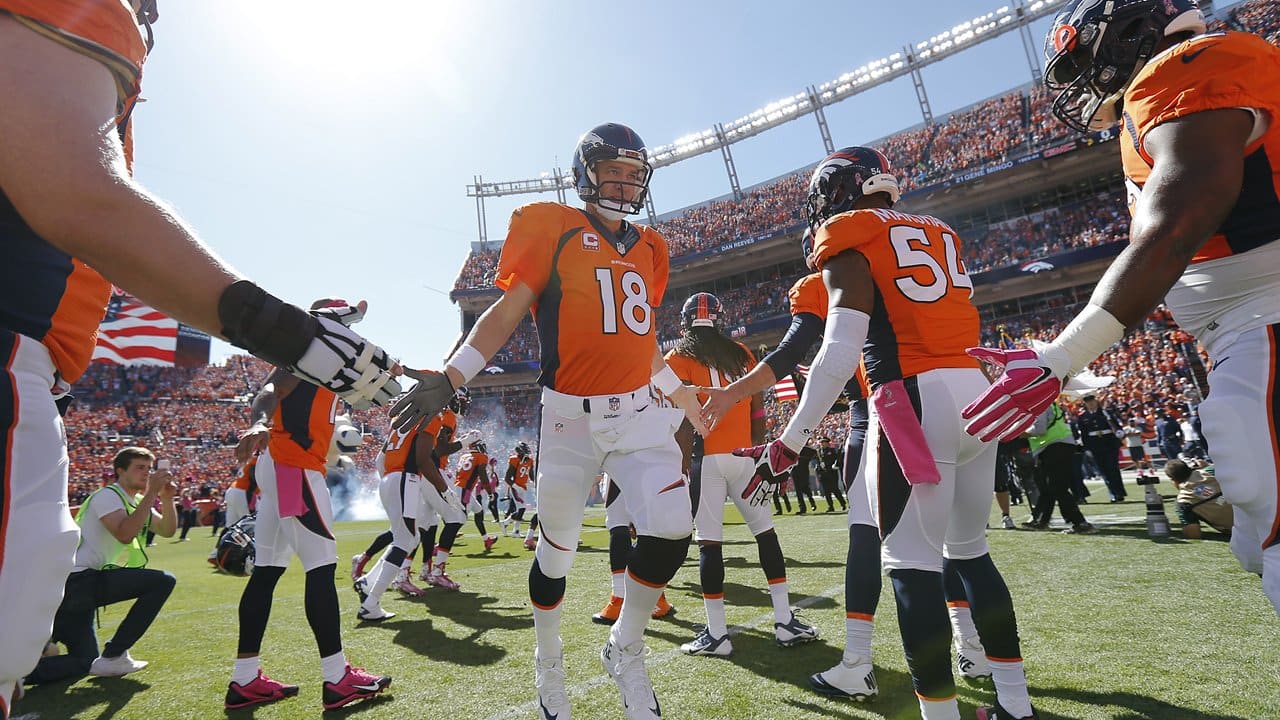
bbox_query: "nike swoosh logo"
[1028,367,1054,387]
[539,698,559,720]
[1181,45,1215,63]
[353,682,383,692]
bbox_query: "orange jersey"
[495,202,669,396]
[788,273,829,319]
[812,208,979,389]
[231,458,259,495]
[508,455,534,489]
[268,383,339,473]
[1121,31,1280,264]
[666,345,756,454]
[380,417,435,476]
[786,272,870,399]
[0,1,150,382]
[454,451,490,489]
[425,409,458,471]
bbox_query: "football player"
[391,123,707,720]
[454,435,499,553]
[965,0,1280,625]
[0,6,411,711]
[591,473,676,626]
[351,389,468,588]
[735,148,1032,720]
[666,293,818,656]
[703,234,989,698]
[226,300,392,711]
[503,441,536,540]
[353,405,461,619]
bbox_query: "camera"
[1136,474,1159,486]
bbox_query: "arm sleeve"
[763,313,824,379]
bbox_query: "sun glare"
[243,1,473,98]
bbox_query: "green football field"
[16,477,1280,720]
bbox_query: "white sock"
[611,572,662,649]
[610,570,625,599]
[232,656,260,686]
[320,652,348,684]
[844,613,874,663]
[363,558,398,609]
[400,557,412,570]
[703,594,727,638]
[433,546,450,569]
[768,579,791,625]
[947,601,978,642]
[917,695,961,720]
[532,603,564,659]
[990,657,1033,717]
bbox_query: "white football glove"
[310,298,367,327]
[289,313,401,410]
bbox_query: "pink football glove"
[733,440,800,507]
[962,346,1069,442]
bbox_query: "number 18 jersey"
[811,208,979,389]
[495,202,669,396]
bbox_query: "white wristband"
[445,344,486,386]
[1046,304,1126,376]
[652,365,682,395]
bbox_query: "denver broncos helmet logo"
[1053,24,1078,53]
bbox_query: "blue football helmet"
[805,147,899,233]
[681,292,723,329]
[572,123,652,217]
[1044,0,1205,132]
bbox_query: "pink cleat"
[322,665,391,710]
[483,534,498,551]
[426,562,460,591]
[391,568,427,596]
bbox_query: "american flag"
[772,363,809,402]
[91,289,179,366]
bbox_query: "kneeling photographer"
[28,448,178,684]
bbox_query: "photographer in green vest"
[26,447,177,685]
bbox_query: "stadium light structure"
[466,0,1068,242]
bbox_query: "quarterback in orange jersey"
[965,0,1280,626]
[0,5,411,713]
[735,148,1033,720]
[666,293,819,658]
[226,301,392,711]
[396,123,706,720]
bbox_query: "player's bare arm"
[653,347,710,436]
[235,369,298,463]
[749,392,766,446]
[1090,109,1254,327]
[701,362,776,428]
[413,427,448,493]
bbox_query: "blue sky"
[132,1,1068,369]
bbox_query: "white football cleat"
[775,611,820,647]
[534,652,571,720]
[357,604,395,623]
[601,638,662,719]
[89,651,148,677]
[955,635,992,681]
[809,656,877,701]
[680,627,732,657]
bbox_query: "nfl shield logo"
[608,397,621,412]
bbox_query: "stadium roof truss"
[465,0,1066,241]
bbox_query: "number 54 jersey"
[811,208,980,389]
[495,202,669,396]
